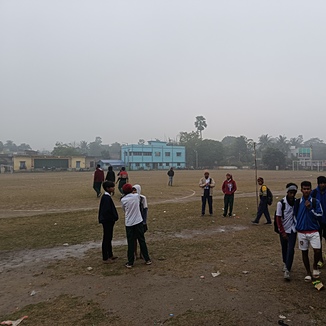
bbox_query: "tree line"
[1,133,325,170]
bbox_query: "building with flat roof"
[121,140,186,170]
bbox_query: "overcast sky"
[1,0,326,150]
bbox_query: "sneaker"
[145,260,152,265]
[125,263,133,268]
[284,269,290,280]
[304,275,312,282]
[222,214,226,217]
[313,269,320,278]
[251,221,259,225]
[282,263,287,272]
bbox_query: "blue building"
[121,141,186,170]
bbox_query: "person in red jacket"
[222,173,237,217]
[93,164,105,197]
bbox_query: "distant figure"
[199,170,215,216]
[98,181,119,263]
[221,173,237,217]
[105,166,116,182]
[116,167,129,195]
[167,167,175,186]
[93,164,105,198]
[252,177,272,225]
[132,184,148,260]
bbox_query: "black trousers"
[102,221,115,261]
[126,222,150,265]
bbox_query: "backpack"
[274,199,285,234]
[267,187,273,206]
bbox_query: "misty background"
[1,1,326,151]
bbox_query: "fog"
[1,0,325,150]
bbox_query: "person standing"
[311,176,326,268]
[116,167,129,195]
[167,167,175,186]
[275,183,298,280]
[221,173,237,217]
[121,183,152,268]
[105,166,116,182]
[98,181,119,263]
[199,170,215,216]
[294,181,323,281]
[252,177,272,225]
[93,164,105,198]
[132,184,148,259]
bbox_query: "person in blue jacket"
[294,181,323,282]
[311,176,326,267]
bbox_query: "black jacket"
[98,194,119,223]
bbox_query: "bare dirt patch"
[1,170,326,325]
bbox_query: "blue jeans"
[279,231,297,271]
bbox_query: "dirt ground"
[1,170,326,325]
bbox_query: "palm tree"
[257,134,273,152]
[194,116,207,139]
[276,135,290,155]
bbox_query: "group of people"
[255,176,326,282]
[199,170,237,217]
[95,165,326,282]
[98,179,151,268]
[93,165,129,197]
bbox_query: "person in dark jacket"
[311,176,326,268]
[98,181,119,263]
[252,177,272,225]
[221,173,237,217]
[105,166,116,196]
[167,167,175,186]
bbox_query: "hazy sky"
[1,1,326,150]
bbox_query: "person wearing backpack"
[275,183,298,280]
[311,176,326,268]
[294,181,323,282]
[252,177,272,225]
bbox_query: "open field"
[1,169,326,325]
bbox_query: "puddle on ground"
[0,225,247,272]
[173,225,248,239]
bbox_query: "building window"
[166,163,169,166]
[177,163,180,166]
[143,152,152,156]
[19,161,26,170]
[165,152,171,157]
[131,152,142,156]
[176,152,181,157]
[159,163,163,166]
[136,163,140,167]
[146,163,150,167]
[155,152,161,157]
[76,161,81,169]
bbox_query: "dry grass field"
[1,169,326,325]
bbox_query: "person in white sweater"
[121,183,152,268]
